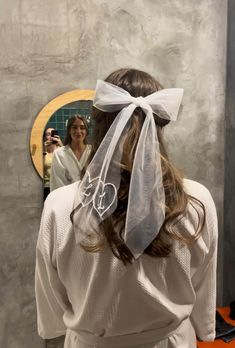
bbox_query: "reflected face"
[70,119,87,144]
[44,128,55,142]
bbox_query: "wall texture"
[0,0,227,347]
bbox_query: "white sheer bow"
[73,80,184,258]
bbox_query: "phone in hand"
[51,130,59,137]
[51,130,59,143]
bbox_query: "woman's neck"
[70,141,86,152]
[70,141,86,160]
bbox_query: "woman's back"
[36,68,217,348]
[36,178,217,348]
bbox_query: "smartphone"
[51,130,59,137]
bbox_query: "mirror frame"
[30,89,95,178]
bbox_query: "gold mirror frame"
[30,89,95,178]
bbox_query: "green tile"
[56,109,62,116]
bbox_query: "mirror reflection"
[42,100,93,200]
[30,89,95,182]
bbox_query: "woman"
[43,127,63,199]
[50,115,92,191]
[36,69,217,348]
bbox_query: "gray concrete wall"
[0,1,227,347]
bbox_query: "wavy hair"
[71,68,205,264]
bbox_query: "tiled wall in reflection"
[46,100,93,143]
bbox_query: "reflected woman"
[43,127,63,199]
[50,115,91,191]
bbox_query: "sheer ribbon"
[73,80,184,258]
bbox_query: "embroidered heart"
[93,180,117,217]
[79,172,99,207]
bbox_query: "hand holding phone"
[51,130,59,137]
[51,130,62,146]
[51,130,59,144]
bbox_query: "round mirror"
[30,89,95,179]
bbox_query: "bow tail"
[124,111,165,257]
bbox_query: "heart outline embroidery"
[78,171,117,218]
[79,172,100,207]
[93,180,117,217]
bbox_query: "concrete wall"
[0,1,227,347]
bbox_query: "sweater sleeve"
[190,188,218,342]
[35,199,70,339]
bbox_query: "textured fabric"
[35,179,218,348]
[50,144,91,191]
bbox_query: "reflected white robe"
[35,179,218,348]
[50,144,91,191]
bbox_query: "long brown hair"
[72,68,205,264]
[64,115,89,145]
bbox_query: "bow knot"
[130,96,152,112]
